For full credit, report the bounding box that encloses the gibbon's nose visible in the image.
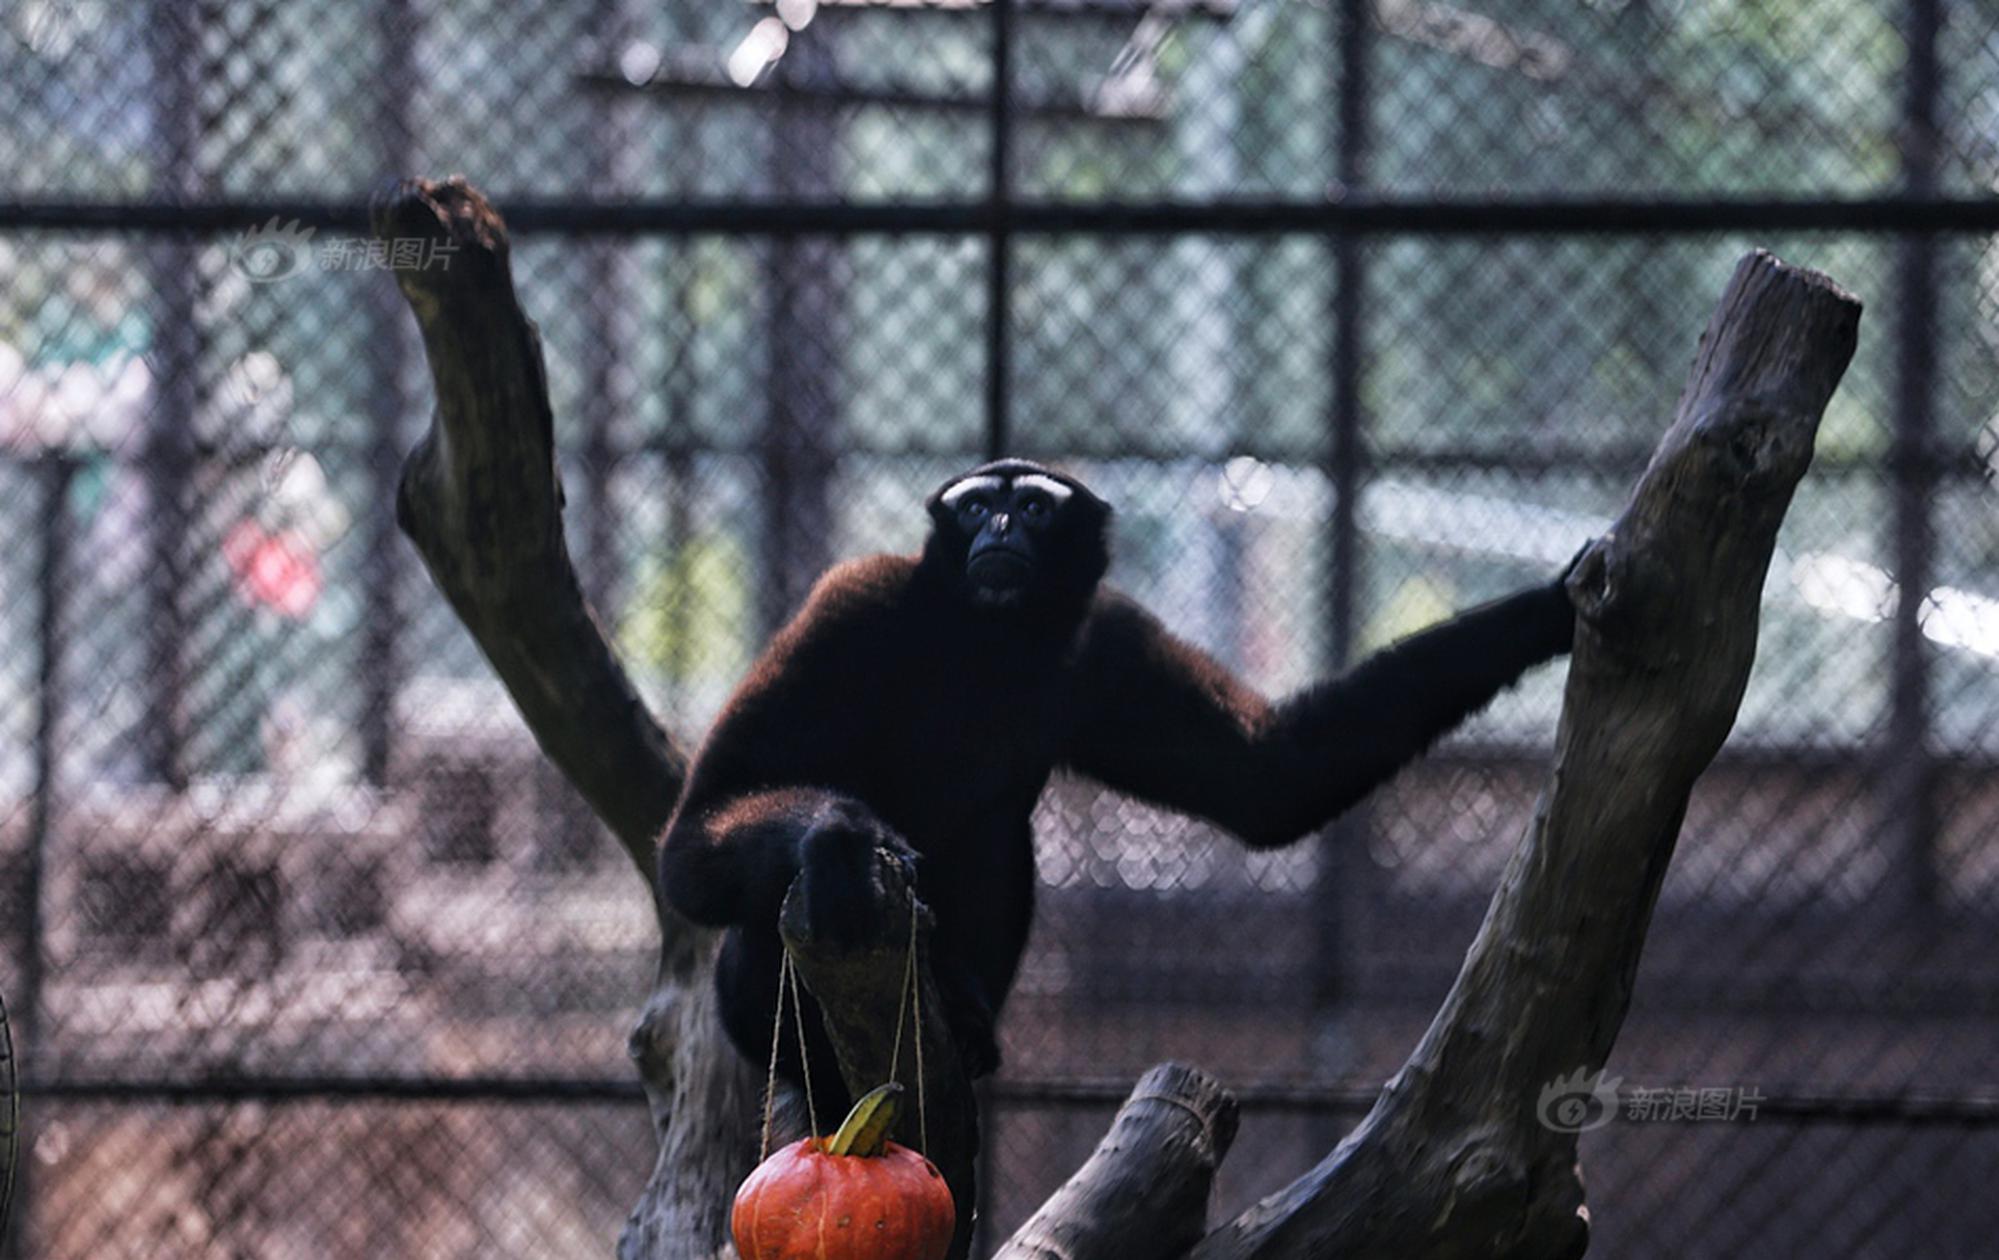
[971,512,1030,563]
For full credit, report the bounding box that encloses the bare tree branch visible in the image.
[373,176,758,1258]
[374,176,684,877]
[1186,251,1862,1259]
[996,1063,1239,1260]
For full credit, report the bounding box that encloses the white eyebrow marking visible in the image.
[1013,474,1074,506]
[941,475,1004,509]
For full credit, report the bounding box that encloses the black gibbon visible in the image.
[659,459,1577,1102]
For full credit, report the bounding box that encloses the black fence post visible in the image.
[8,456,74,1260]
[1885,0,1941,915]
[1317,0,1374,1031]
[985,0,1014,466]
[141,0,202,790]
[362,0,419,786]
[760,35,844,639]
[973,6,1014,1252]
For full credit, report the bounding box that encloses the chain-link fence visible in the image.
[3,0,1998,1255]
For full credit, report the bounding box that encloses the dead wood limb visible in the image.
[373,175,682,878]
[1182,252,1861,1259]
[995,1063,1239,1260]
[373,176,757,1258]
[381,176,992,1257]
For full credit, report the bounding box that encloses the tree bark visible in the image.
[1181,251,1861,1259]
[373,177,758,1258]
[375,176,684,877]
[995,1063,1239,1260]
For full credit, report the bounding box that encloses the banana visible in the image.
[824,1082,904,1157]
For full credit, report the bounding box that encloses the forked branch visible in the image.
[1185,252,1861,1259]
[376,176,754,1257]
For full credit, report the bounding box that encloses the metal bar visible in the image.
[360,0,419,785]
[984,0,1014,461]
[658,245,700,721]
[7,457,71,1260]
[1884,0,1942,914]
[1335,958,1999,1016]
[19,459,68,1060]
[9,194,1999,237]
[983,1082,1999,1129]
[578,70,1168,123]
[15,1074,1999,1130]
[18,1076,646,1105]
[0,437,1961,483]
[579,0,639,621]
[1328,0,1370,675]
[1317,0,1373,1026]
[758,38,844,636]
[746,0,1241,17]
[973,9,1013,1252]
[140,0,203,789]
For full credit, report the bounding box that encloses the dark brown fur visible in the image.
[658,461,1576,1098]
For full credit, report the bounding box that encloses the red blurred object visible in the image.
[223,520,322,618]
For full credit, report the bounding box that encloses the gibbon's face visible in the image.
[925,460,1111,609]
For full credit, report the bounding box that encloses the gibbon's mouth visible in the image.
[967,548,1033,592]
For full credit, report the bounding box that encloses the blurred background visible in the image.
[2,0,1997,1255]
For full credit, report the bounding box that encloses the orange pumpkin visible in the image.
[732,1084,955,1260]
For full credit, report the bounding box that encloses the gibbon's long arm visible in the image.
[660,785,841,926]
[1060,578,1575,848]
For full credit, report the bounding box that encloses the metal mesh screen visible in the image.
[4,1,1998,1255]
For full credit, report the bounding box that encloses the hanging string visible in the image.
[759,898,929,1162]
[758,946,820,1161]
[888,933,909,1090]
[785,951,819,1140]
[758,951,786,1161]
[887,900,929,1156]
[910,905,928,1156]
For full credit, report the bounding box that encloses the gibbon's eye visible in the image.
[1021,494,1051,522]
[960,496,990,520]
